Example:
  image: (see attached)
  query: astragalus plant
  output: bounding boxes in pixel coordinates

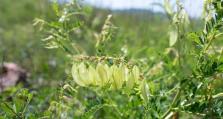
[35,0,223,118]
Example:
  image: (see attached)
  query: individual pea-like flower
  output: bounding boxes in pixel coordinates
[140,80,150,103]
[110,65,127,90]
[72,63,93,87]
[88,65,99,86]
[126,66,140,91]
[96,63,110,87]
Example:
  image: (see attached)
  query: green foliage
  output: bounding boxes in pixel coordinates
[0,89,33,118]
[0,0,223,118]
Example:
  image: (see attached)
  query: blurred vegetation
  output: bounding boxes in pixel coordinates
[0,0,67,117]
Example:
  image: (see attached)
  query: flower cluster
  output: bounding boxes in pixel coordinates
[71,63,141,90]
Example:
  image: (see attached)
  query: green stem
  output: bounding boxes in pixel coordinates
[161,89,181,119]
[172,108,206,117]
[166,86,178,95]
[213,92,223,99]
[168,92,223,116]
[204,33,216,53]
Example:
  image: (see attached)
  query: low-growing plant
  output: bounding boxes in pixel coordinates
[0,88,33,118]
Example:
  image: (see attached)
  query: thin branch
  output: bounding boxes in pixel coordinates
[161,89,181,119]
